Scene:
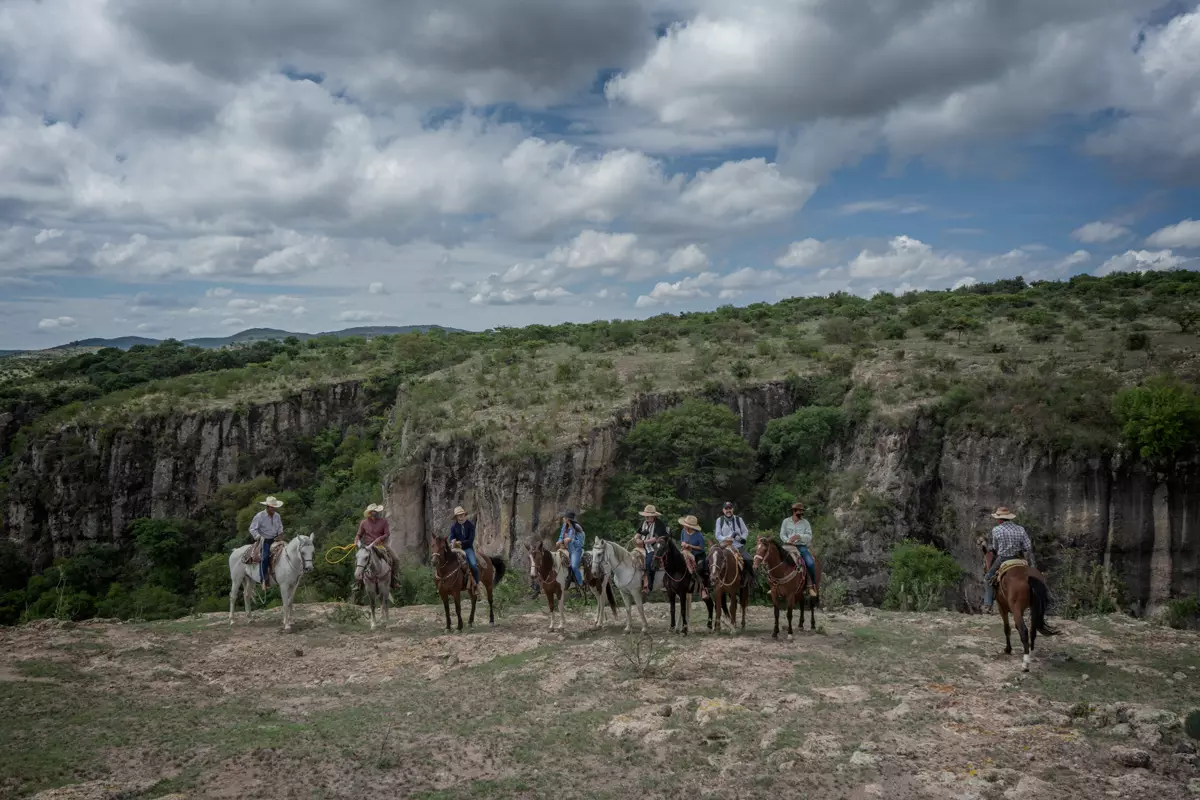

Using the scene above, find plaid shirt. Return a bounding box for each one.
[990,522,1034,566]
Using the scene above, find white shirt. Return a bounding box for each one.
[780,517,812,547]
[714,515,749,549]
[250,510,284,541]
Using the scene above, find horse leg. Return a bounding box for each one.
[244,581,254,622]
[1000,604,1013,655]
[545,590,556,631]
[442,593,452,633]
[368,591,377,631]
[468,589,477,628]
[1015,603,1032,671]
[229,576,239,625]
[772,592,780,639]
[786,597,795,642]
[740,586,749,632]
[668,592,677,634]
[486,582,495,629]
[809,592,817,630]
[682,585,692,636]
[281,582,294,632]
[712,586,722,635]
[454,592,464,632]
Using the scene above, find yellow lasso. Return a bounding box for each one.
[324,543,357,564]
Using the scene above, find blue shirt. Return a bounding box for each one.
[559,522,584,553]
[449,519,475,549]
[680,529,706,558]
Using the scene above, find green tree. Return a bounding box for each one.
[758,407,847,476]
[1113,376,1200,464]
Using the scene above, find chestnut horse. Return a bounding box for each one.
[709,541,751,635]
[652,536,714,635]
[753,537,820,640]
[981,545,1057,671]
[528,539,571,631]
[429,534,507,632]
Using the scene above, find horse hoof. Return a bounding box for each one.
[787,634,793,642]
[1022,654,1031,671]
[772,632,778,640]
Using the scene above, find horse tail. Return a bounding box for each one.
[1029,575,1059,636]
[491,556,507,585]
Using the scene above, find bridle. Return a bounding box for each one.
[430,539,464,586]
[653,539,688,585]
[754,541,800,586]
[284,537,315,574]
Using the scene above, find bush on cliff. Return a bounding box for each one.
[1113,375,1200,465]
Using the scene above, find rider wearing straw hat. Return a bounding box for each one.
[448,506,479,589]
[635,504,668,595]
[355,503,400,591]
[249,496,285,589]
[982,506,1035,614]
[678,515,710,599]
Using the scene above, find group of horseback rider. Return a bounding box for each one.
[246,491,1032,610]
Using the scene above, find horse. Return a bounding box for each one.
[228,534,316,632]
[651,536,714,636]
[528,539,572,632]
[429,534,507,632]
[355,544,392,631]
[590,538,649,635]
[581,551,618,628]
[753,537,820,640]
[709,541,752,635]
[981,545,1058,671]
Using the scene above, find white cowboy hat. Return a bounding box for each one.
[453,506,468,517]
[991,507,1017,520]
[259,496,284,508]
[639,504,662,517]
[678,515,701,531]
[363,503,385,516]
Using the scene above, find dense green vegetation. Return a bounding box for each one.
[3,269,1200,623]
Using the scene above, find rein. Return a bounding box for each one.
[757,544,801,588]
[431,545,464,589]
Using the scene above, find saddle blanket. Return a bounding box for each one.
[242,541,285,565]
[994,558,1028,584]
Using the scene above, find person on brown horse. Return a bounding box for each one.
[779,502,818,598]
[678,515,710,600]
[354,504,400,592]
[981,506,1034,614]
[448,506,480,590]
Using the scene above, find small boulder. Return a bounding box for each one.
[849,750,879,767]
[1109,723,1133,738]
[1004,776,1053,800]
[1110,746,1152,769]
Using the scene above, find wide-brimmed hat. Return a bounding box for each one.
[678,515,701,531]
[791,502,805,512]
[560,510,578,522]
[453,506,468,517]
[638,504,661,518]
[259,496,284,508]
[991,506,1017,520]
[364,503,384,516]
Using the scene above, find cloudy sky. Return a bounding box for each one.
[3,1,1200,348]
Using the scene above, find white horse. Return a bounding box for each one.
[228,535,316,631]
[354,544,392,630]
[590,538,649,635]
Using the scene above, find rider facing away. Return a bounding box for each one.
[982,506,1035,613]
[449,506,480,590]
[779,502,818,597]
[355,504,400,591]
[249,496,284,588]
[678,515,710,599]
[714,501,754,576]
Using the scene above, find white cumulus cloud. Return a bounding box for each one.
[1072,221,1131,244]
[1146,219,1200,249]
[1095,249,1186,277]
[37,316,78,330]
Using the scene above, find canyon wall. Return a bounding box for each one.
[2,381,368,569]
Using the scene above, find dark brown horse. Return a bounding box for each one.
[430,534,506,632]
[581,551,618,628]
[981,544,1057,671]
[652,536,714,635]
[709,541,751,634]
[753,537,820,640]
[528,539,571,631]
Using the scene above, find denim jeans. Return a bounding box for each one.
[569,548,584,586]
[645,549,657,591]
[463,547,479,582]
[260,538,273,585]
[983,553,1001,607]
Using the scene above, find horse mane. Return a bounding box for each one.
[766,537,796,567]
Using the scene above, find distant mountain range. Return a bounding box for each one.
[3,325,462,356]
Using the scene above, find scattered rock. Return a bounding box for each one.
[293,648,304,657]
[1175,672,1187,681]
[695,697,746,726]
[642,729,678,745]
[1109,723,1133,738]
[778,760,795,772]
[883,701,912,721]
[800,734,843,760]
[606,706,667,738]
[658,705,672,717]
[1004,776,1053,799]
[32,780,158,799]
[849,750,879,767]
[1110,745,1152,769]
[1135,725,1163,747]
[813,685,869,704]
[445,653,459,667]
[1189,778,1200,795]
[1179,741,1198,755]
[759,728,782,749]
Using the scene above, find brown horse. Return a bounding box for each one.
[528,539,571,631]
[709,541,751,635]
[753,537,820,640]
[430,534,507,632]
[651,536,714,635]
[981,545,1057,671]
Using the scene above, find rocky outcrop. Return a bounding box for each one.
[3,381,368,569]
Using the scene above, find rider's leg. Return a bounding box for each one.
[261,538,273,588]
[644,549,656,594]
[465,548,480,586]
[982,552,1000,611]
[799,546,817,595]
[569,548,584,586]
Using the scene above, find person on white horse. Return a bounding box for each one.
[249,496,285,588]
[714,501,754,576]
[355,503,400,592]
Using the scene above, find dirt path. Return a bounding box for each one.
[2,602,1197,799]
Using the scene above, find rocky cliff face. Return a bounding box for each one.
[3,381,368,569]
[387,383,1199,612]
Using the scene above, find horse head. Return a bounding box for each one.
[354,544,373,582]
[429,534,449,566]
[753,536,772,569]
[526,538,545,577]
[296,534,316,573]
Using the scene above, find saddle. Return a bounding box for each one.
[993,558,1028,586]
[242,540,285,565]
[718,540,743,583]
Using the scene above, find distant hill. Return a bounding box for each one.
[37,325,460,353]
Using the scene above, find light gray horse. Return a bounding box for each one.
[590,538,649,635]
[228,534,316,631]
[355,543,392,630]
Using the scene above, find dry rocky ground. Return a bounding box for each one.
[1,600,1198,799]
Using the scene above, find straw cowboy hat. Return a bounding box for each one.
[678,515,701,531]
[991,506,1017,520]
[453,506,468,517]
[791,502,805,512]
[638,504,662,518]
[259,496,284,508]
[363,503,384,516]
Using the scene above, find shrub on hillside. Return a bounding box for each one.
[759,407,848,476]
[819,317,857,345]
[883,541,962,611]
[1113,376,1200,464]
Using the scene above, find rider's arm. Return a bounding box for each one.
[249,513,263,541]
[1023,533,1035,569]
[779,519,792,541]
